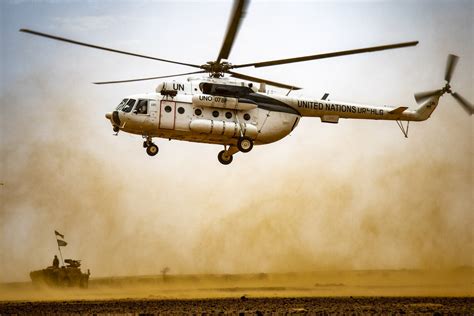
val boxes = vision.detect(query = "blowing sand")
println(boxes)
[1,269,472,313]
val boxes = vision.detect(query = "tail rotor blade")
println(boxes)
[445,54,459,83]
[414,89,442,104]
[452,92,473,115]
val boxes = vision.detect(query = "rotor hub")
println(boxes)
[443,82,452,95]
[201,61,233,77]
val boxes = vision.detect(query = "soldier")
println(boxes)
[53,255,59,268]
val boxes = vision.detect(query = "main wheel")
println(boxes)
[146,144,159,156]
[237,137,253,153]
[218,150,233,165]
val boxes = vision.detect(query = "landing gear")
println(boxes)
[218,150,233,165]
[217,145,239,165]
[146,144,159,156]
[143,137,159,156]
[237,136,253,153]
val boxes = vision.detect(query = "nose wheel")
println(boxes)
[146,144,159,156]
[143,138,159,156]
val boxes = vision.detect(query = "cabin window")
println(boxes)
[178,107,185,114]
[225,112,232,119]
[164,105,172,113]
[243,113,251,121]
[194,108,202,116]
[135,99,148,114]
[212,110,219,118]
[122,99,136,113]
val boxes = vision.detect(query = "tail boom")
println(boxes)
[278,95,440,122]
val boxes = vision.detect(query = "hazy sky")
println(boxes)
[1,0,472,282]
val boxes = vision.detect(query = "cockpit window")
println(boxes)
[134,99,148,114]
[116,98,128,110]
[122,99,136,113]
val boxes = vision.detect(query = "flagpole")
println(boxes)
[57,243,64,266]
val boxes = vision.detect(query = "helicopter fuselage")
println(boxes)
[108,78,304,148]
[110,97,298,147]
[107,77,439,153]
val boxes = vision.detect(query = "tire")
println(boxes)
[237,137,253,153]
[218,150,233,165]
[146,144,159,156]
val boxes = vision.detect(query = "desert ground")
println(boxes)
[0,269,472,314]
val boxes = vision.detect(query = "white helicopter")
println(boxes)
[20,0,472,165]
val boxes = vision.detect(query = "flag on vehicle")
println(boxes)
[57,239,67,247]
[55,230,64,239]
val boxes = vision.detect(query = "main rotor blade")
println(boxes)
[444,54,459,83]
[20,28,202,69]
[452,92,473,115]
[414,89,442,104]
[216,0,249,63]
[228,71,301,90]
[93,70,207,85]
[233,41,419,69]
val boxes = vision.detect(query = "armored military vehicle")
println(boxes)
[30,259,90,288]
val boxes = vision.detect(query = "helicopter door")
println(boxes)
[159,100,176,129]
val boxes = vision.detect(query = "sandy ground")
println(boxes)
[1,269,472,314]
[1,297,473,314]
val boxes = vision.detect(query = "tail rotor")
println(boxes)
[414,54,473,115]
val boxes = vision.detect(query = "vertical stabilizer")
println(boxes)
[413,95,440,121]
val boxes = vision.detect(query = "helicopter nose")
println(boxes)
[105,111,121,126]
[111,110,121,126]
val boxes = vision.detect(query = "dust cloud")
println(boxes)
[0,74,472,285]
[195,155,473,273]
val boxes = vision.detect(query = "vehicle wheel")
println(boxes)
[146,144,159,156]
[218,150,233,165]
[237,137,253,153]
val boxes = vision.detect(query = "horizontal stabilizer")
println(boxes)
[389,106,408,114]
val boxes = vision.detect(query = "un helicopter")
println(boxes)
[20,0,472,165]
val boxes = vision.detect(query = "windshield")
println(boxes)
[116,98,128,110]
[122,99,136,113]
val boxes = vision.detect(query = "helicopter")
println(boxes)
[20,0,472,165]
